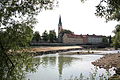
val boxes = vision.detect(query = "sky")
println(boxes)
[34,0,118,36]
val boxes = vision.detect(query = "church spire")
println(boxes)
[58,15,62,26]
[58,15,63,42]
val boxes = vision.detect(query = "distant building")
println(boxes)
[87,34,105,44]
[63,34,83,44]
[62,34,105,44]
[58,16,106,44]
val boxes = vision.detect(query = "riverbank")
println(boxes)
[30,46,83,56]
[29,46,116,56]
[92,53,120,79]
[59,50,100,55]
[92,53,120,69]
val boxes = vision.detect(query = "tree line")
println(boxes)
[32,29,74,43]
[32,30,57,43]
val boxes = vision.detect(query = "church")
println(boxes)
[58,16,106,44]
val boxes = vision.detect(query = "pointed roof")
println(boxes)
[58,15,62,26]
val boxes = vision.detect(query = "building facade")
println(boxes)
[62,34,105,44]
[87,35,105,44]
[62,34,83,44]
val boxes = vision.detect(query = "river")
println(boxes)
[1,50,117,80]
[26,50,117,80]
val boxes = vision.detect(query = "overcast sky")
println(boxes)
[34,0,118,36]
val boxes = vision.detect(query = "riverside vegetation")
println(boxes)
[1,0,120,80]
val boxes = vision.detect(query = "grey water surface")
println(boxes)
[26,52,115,80]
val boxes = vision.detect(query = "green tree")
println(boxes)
[59,29,73,37]
[80,0,120,21]
[113,25,120,33]
[58,29,73,42]
[42,30,49,42]
[49,30,57,42]
[108,35,112,45]
[102,37,108,43]
[95,0,120,21]
[112,25,120,50]
[0,52,41,80]
[60,29,73,35]
[0,0,55,52]
[33,31,41,42]
[0,0,56,69]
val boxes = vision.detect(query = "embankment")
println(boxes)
[30,46,82,56]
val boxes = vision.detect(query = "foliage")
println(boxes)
[49,30,57,42]
[59,29,74,38]
[113,24,120,33]
[0,19,35,53]
[95,0,120,21]
[108,35,112,45]
[0,0,57,74]
[0,0,57,27]
[32,31,41,42]
[112,25,120,49]
[102,37,108,43]
[80,0,120,21]
[60,29,74,35]
[42,30,49,42]
[0,0,57,52]
[0,52,41,80]
[112,32,120,50]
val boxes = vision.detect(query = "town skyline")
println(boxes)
[34,0,118,36]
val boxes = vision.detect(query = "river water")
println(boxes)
[26,51,116,80]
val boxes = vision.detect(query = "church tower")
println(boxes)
[58,15,63,35]
[58,15,63,42]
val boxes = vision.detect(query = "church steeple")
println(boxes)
[58,15,63,43]
[58,15,62,27]
[58,15,63,35]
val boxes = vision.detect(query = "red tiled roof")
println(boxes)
[87,35,105,37]
[65,34,105,38]
[65,34,83,38]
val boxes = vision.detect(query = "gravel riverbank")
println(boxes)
[92,53,120,69]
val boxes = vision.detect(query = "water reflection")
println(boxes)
[58,56,79,76]
[0,52,41,80]
[39,55,80,80]
[27,54,114,80]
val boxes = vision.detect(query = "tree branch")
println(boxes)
[0,41,15,68]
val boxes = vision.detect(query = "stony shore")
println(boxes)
[92,53,120,69]
[92,53,120,79]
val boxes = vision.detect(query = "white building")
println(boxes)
[87,35,105,44]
